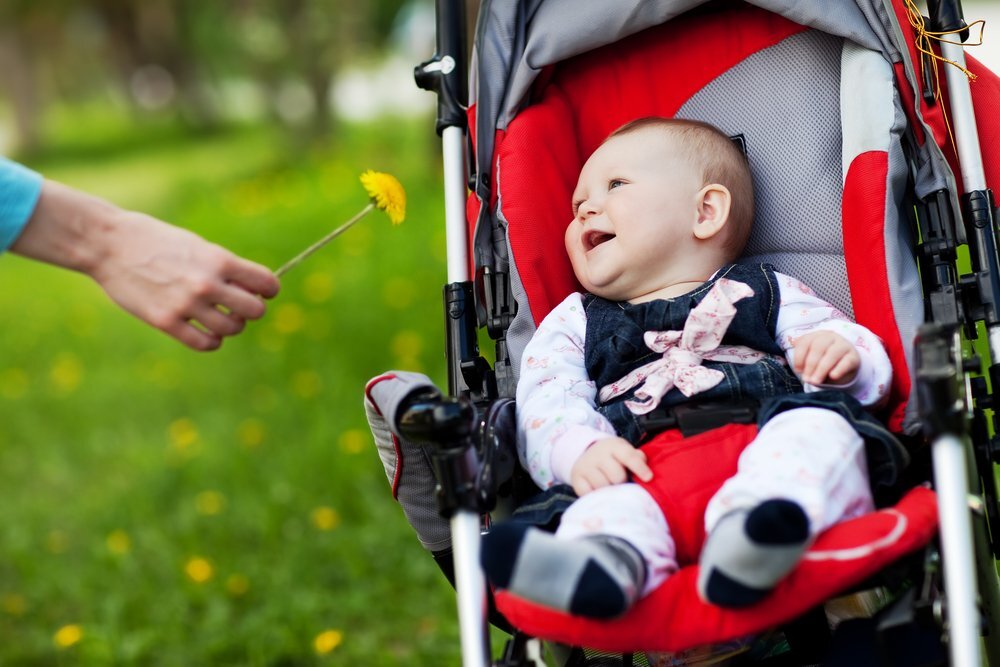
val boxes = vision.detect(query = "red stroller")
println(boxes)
[366,0,1000,664]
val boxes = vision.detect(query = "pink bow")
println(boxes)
[598,278,772,415]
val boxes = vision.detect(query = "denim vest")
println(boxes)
[579,262,908,503]
[584,263,802,444]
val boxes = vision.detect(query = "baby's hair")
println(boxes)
[608,117,755,260]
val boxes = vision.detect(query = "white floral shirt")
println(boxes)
[516,272,892,489]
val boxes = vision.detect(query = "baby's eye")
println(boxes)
[608,179,625,190]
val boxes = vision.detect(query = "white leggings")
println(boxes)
[555,407,875,595]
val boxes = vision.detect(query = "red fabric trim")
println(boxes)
[364,374,405,500]
[494,485,937,653]
[969,55,1000,195]
[842,151,910,430]
[500,4,808,325]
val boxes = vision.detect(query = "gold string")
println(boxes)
[901,0,987,155]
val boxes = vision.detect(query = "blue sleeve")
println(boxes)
[0,157,43,252]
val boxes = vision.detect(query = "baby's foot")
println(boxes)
[481,522,646,619]
[697,499,810,607]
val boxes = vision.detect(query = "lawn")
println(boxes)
[0,112,466,665]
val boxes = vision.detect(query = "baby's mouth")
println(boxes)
[584,230,616,251]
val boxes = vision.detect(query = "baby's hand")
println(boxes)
[569,437,652,496]
[792,330,860,386]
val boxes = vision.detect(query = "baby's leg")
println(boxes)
[698,407,874,607]
[481,483,677,618]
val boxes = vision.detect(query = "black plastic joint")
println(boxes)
[927,0,970,42]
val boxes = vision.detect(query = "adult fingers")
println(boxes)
[190,305,246,338]
[211,283,270,321]
[162,319,222,351]
[223,255,280,299]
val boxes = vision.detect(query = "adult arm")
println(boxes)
[6,176,280,350]
[773,272,892,406]
[516,293,617,488]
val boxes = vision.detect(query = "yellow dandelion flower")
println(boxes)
[274,171,405,277]
[360,170,406,225]
[54,624,83,648]
[338,429,366,455]
[313,629,343,655]
[168,418,199,450]
[311,506,340,531]
[106,530,131,555]
[226,574,250,597]
[303,271,335,303]
[185,557,214,583]
[49,353,83,394]
[195,491,225,516]
[273,303,306,335]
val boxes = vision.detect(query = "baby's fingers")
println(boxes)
[615,448,653,482]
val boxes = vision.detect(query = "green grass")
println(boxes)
[0,114,468,665]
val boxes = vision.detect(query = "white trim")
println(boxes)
[802,509,907,562]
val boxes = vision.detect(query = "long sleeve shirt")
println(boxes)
[0,157,43,252]
[516,271,893,489]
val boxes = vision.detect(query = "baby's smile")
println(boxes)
[583,229,616,252]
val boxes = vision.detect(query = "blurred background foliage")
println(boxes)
[0,0,485,665]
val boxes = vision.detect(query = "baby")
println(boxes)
[480,117,905,618]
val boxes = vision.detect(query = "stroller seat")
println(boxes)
[479,2,940,651]
[367,0,1000,663]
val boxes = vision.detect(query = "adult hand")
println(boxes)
[569,436,652,496]
[12,180,280,350]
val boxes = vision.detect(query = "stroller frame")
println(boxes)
[403,1,1000,665]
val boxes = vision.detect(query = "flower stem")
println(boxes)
[275,203,375,277]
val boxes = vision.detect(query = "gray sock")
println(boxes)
[482,523,646,618]
[697,499,811,607]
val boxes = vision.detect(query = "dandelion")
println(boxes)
[106,530,131,555]
[338,429,366,455]
[168,418,200,451]
[275,171,405,277]
[313,629,343,655]
[195,491,225,516]
[54,624,83,649]
[311,506,340,531]
[185,557,214,583]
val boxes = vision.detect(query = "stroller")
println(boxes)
[365,0,1000,664]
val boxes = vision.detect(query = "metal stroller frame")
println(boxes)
[398,1,1000,664]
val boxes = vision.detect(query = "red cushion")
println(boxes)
[495,485,937,654]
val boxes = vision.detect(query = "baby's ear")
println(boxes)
[692,184,732,241]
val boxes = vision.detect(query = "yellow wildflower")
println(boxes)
[195,491,225,516]
[238,418,266,448]
[185,557,214,583]
[275,171,405,277]
[106,530,131,555]
[54,624,83,648]
[360,170,406,225]
[313,629,343,655]
[311,506,340,531]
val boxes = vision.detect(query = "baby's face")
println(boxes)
[565,129,705,301]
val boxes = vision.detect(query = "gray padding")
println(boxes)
[678,30,852,316]
[365,373,451,551]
